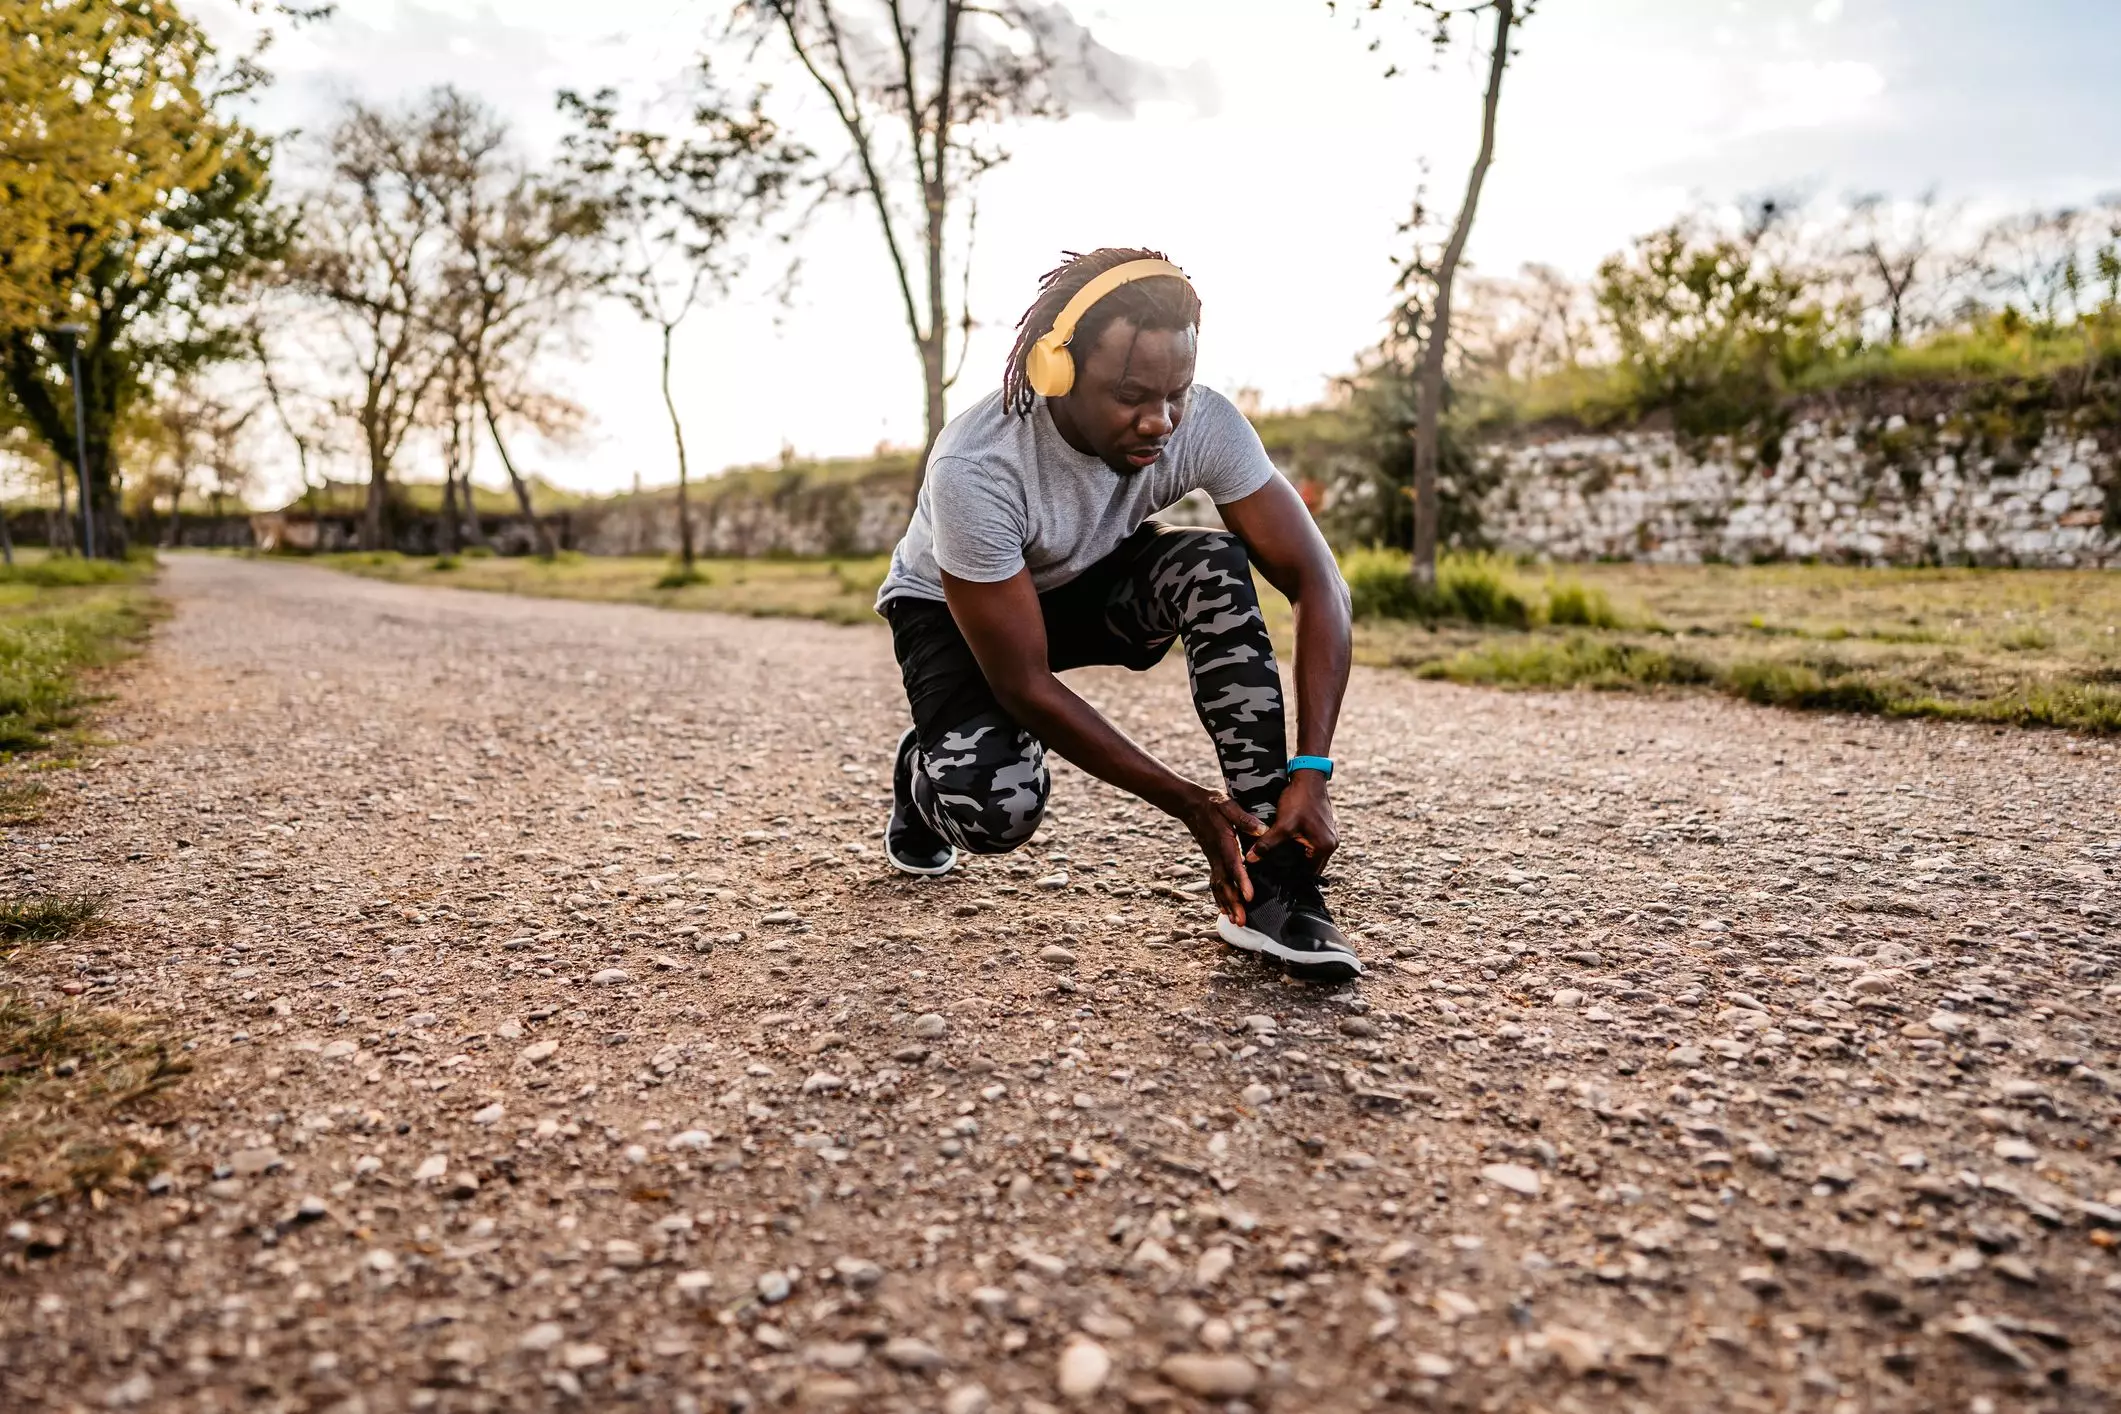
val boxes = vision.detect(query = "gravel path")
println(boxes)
[5,554,2120,1413]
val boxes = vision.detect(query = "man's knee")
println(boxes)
[917,719,1050,854]
[1155,530,1265,634]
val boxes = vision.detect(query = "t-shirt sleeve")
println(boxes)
[926,455,1028,583]
[1189,387,1281,505]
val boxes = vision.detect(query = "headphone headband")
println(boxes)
[1025,258,1192,398]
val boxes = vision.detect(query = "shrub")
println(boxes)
[1342,549,1533,628]
[655,565,709,590]
[1544,578,1623,629]
[431,555,460,572]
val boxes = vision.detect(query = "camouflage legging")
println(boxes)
[900,526,1288,855]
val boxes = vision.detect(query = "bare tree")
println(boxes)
[287,97,456,550]
[1344,0,1532,587]
[1979,206,2097,330]
[246,318,325,515]
[427,89,603,559]
[135,375,254,544]
[559,76,807,573]
[738,0,1151,476]
[1838,190,1969,347]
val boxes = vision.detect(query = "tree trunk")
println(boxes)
[659,325,695,571]
[0,505,13,566]
[362,426,388,553]
[920,331,948,477]
[439,466,462,556]
[476,379,557,559]
[1411,0,1514,590]
[458,406,494,551]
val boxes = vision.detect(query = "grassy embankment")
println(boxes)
[0,553,186,1210]
[318,547,2121,733]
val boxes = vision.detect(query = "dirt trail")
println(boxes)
[4,553,2119,1413]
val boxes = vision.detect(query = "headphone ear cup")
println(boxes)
[1025,338,1074,399]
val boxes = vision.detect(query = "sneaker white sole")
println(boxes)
[886,843,958,877]
[1217,915,1366,976]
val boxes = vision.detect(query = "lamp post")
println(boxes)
[53,323,94,557]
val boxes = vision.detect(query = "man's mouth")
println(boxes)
[1123,445,1164,468]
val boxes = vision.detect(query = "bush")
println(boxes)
[1544,578,1623,629]
[431,555,460,572]
[1342,549,1535,629]
[655,565,709,590]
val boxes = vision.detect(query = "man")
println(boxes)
[873,248,1361,982]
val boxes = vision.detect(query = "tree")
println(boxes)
[286,95,459,550]
[1341,0,1530,587]
[1593,204,1845,439]
[737,0,1147,477]
[132,374,255,541]
[558,76,807,572]
[426,89,603,559]
[1839,190,1968,348]
[0,0,285,558]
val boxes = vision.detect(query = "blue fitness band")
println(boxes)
[1288,755,1334,780]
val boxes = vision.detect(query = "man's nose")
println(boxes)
[1138,402,1175,439]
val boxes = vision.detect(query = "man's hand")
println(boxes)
[1246,770,1338,872]
[1179,790,1265,925]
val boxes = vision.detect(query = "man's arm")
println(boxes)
[941,568,1267,923]
[1217,474,1353,870]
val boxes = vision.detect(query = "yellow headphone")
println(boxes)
[1024,258,1193,399]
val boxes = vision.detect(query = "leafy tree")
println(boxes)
[737,0,1147,476]
[558,75,807,572]
[0,0,284,557]
[1594,204,1847,439]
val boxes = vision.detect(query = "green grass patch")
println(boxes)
[1417,634,1715,690]
[317,550,892,627]
[0,561,157,756]
[0,893,105,950]
[1343,549,1628,631]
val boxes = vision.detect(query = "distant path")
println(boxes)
[5,553,2117,1411]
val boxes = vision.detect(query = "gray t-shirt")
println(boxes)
[874,385,1278,608]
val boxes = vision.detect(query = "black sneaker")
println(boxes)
[885,728,957,876]
[1217,853,1364,982]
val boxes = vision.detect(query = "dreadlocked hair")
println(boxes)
[1002,247,1202,417]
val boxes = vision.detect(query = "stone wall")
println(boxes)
[567,472,915,559]
[1476,400,2121,567]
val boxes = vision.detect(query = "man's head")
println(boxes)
[1004,247,1202,477]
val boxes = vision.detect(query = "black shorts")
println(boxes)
[880,524,1182,752]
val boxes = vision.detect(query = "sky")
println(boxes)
[209,0,2121,503]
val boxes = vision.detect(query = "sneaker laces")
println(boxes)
[1257,854,1328,916]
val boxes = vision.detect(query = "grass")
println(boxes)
[1342,557,2121,732]
[1343,548,1624,630]
[0,891,189,1209]
[316,549,895,627]
[0,893,107,950]
[0,553,159,756]
[0,560,179,1210]
[311,546,2121,735]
